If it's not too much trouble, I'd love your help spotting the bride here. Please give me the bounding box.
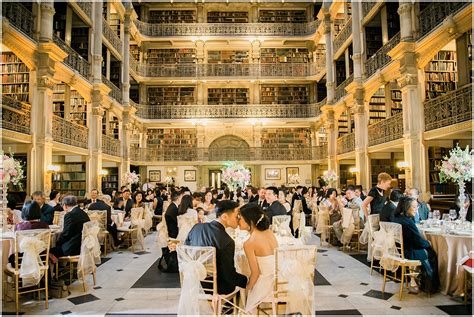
[238,203,278,313]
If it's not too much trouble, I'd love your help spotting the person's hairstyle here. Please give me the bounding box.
[101,194,112,203]
[7,198,17,210]
[394,196,416,217]
[389,189,404,203]
[409,187,420,196]
[215,200,239,218]
[296,186,303,190]
[171,191,181,202]
[133,191,143,202]
[355,185,363,192]
[21,200,42,221]
[192,192,202,200]
[211,189,218,196]
[120,186,127,191]
[202,191,212,202]
[346,185,356,192]
[122,189,131,194]
[279,188,288,197]
[325,188,337,198]
[31,191,45,198]
[266,186,279,196]
[223,189,231,199]
[91,189,99,194]
[377,172,392,183]
[49,190,60,201]
[251,187,258,195]
[240,203,270,231]
[178,194,193,215]
[62,195,77,207]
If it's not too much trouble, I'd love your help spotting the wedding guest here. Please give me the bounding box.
[177,195,198,241]
[6,198,17,225]
[321,188,343,226]
[32,191,55,225]
[145,189,155,203]
[122,189,134,217]
[333,185,363,245]
[392,196,440,294]
[133,191,145,209]
[211,189,219,204]
[257,187,268,210]
[200,191,215,214]
[380,189,403,222]
[89,194,120,246]
[355,185,366,201]
[361,172,392,219]
[265,187,287,220]
[407,188,430,223]
[192,192,203,209]
[50,195,90,259]
[185,200,247,295]
[278,189,292,213]
[48,191,63,212]
[153,188,164,216]
[247,187,259,203]
[291,186,311,215]
[83,189,102,206]
[159,191,182,273]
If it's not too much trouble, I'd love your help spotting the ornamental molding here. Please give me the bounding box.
[397,3,412,16]
[40,3,56,16]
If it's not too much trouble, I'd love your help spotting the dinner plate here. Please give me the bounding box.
[452,230,473,236]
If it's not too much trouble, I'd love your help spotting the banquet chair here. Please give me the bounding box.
[272,215,291,236]
[126,207,145,252]
[379,222,422,300]
[4,229,51,314]
[463,261,473,304]
[87,210,110,256]
[12,209,23,224]
[368,214,381,275]
[316,205,332,246]
[56,221,101,292]
[340,208,362,253]
[176,245,248,316]
[311,205,319,231]
[259,245,317,316]
[297,211,313,243]
[142,203,154,235]
[52,211,61,226]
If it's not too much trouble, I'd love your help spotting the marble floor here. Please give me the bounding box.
[1,232,472,316]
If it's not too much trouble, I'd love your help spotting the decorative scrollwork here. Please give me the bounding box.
[75,0,92,21]
[334,74,354,102]
[102,75,122,103]
[337,133,355,154]
[103,18,122,55]
[333,18,352,54]
[102,134,121,157]
[1,2,35,41]
[52,115,89,149]
[53,34,90,79]
[368,112,404,147]
[365,32,400,79]
[419,2,469,39]
[1,96,31,135]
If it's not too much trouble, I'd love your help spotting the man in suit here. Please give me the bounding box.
[265,186,287,220]
[291,186,311,215]
[50,195,90,258]
[83,189,102,206]
[185,200,247,295]
[257,187,269,210]
[158,191,183,273]
[32,191,55,225]
[247,187,259,203]
[89,194,120,246]
[380,189,403,222]
[121,189,134,217]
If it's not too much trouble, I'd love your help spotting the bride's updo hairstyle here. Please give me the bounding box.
[240,203,270,231]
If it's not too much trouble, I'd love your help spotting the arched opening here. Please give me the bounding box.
[208,135,251,161]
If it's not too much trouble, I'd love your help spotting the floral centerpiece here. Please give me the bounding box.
[288,174,301,185]
[164,176,174,186]
[122,171,140,187]
[221,161,251,191]
[439,144,473,221]
[322,170,338,186]
[1,153,25,190]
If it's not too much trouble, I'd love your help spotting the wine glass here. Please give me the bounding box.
[449,209,458,222]
[433,210,441,221]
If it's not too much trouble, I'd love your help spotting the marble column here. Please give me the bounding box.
[323,12,335,103]
[326,109,338,187]
[353,94,371,190]
[119,110,132,187]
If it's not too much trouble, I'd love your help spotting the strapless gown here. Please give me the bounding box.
[245,255,275,312]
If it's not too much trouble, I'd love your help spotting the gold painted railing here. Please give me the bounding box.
[132,62,323,79]
[362,1,378,19]
[103,18,122,55]
[1,2,35,41]
[424,84,472,132]
[102,75,122,103]
[334,74,354,102]
[419,2,470,39]
[1,96,31,135]
[74,0,92,21]
[133,101,323,119]
[53,34,90,79]
[365,32,400,78]
[102,134,121,157]
[134,20,320,37]
[333,18,352,54]
[130,146,324,162]
[337,133,355,154]
[312,144,328,161]
[368,112,403,147]
[52,115,88,149]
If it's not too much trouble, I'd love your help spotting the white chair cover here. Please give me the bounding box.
[360,214,380,261]
[292,200,303,232]
[272,215,292,236]
[131,207,145,250]
[155,210,169,249]
[16,230,50,287]
[143,203,154,232]
[78,221,101,280]
[176,245,214,316]
[277,245,317,315]
[177,212,197,242]
[372,222,402,272]
[86,210,108,244]
[12,209,23,224]
[297,212,312,244]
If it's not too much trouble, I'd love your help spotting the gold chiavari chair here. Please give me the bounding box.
[86,210,109,255]
[52,211,61,226]
[368,214,381,275]
[316,205,332,246]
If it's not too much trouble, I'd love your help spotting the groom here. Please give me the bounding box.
[185,200,247,295]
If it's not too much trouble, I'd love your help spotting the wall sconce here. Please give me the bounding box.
[47,165,60,173]
[396,161,410,170]
[349,167,359,173]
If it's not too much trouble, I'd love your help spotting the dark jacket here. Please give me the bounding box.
[266,201,288,220]
[392,214,430,262]
[56,206,90,256]
[249,195,259,203]
[185,221,247,295]
[257,198,269,210]
[119,198,134,217]
[417,200,430,221]
[380,201,397,222]
[88,200,112,226]
[154,196,164,215]
[84,198,103,206]
[165,202,179,239]
[40,204,55,225]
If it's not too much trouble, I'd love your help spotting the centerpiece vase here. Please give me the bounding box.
[458,180,467,222]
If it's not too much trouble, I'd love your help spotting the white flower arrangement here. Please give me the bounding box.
[1,153,25,189]
[221,161,251,191]
[439,144,473,185]
[322,170,338,185]
[164,176,174,186]
[122,171,140,186]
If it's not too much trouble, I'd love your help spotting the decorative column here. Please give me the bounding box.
[119,110,132,187]
[325,109,338,175]
[323,11,335,103]
[251,39,261,63]
[195,40,205,64]
[123,7,132,105]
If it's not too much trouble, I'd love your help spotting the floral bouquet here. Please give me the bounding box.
[1,153,25,189]
[322,170,338,185]
[122,171,140,186]
[164,176,174,186]
[221,161,251,191]
[288,174,301,185]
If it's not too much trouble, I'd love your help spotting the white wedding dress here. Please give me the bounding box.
[245,255,275,313]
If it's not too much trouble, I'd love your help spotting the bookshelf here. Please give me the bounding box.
[147,49,196,65]
[207,11,248,23]
[110,13,121,37]
[315,44,326,63]
[468,30,472,83]
[370,159,398,188]
[260,85,309,105]
[110,116,120,139]
[70,90,87,126]
[148,10,196,23]
[260,128,311,148]
[130,45,140,61]
[53,3,67,39]
[335,59,346,86]
[130,83,139,103]
[147,86,195,105]
[424,50,457,100]
[101,167,119,192]
[316,81,327,102]
[147,128,197,148]
[365,26,383,58]
[428,146,457,195]
[53,84,66,118]
[260,48,312,64]
[333,16,346,37]
[338,110,349,137]
[207,51,249,64]
[70,27,89,60]
[207,88,249,105]
[386,2,401,39]
[389,82,402,116]
[259,10,307,23]
[110,61,121,87]
[1,52,30,103]
[51,162,87,198]
[368,87,386,125]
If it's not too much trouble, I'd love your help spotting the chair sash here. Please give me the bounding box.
[372,223,401,272]
[12,209,23,225]
[272,215,291,236]
[78,221,101,280]
[18,236,46,287]
[143,207,153,233]
[155,210,169,249]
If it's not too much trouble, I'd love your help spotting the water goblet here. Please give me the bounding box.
[433,210,441,221]
[449,209,457,222]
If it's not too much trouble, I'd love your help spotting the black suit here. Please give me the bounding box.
[380,201,397,222]
[185,221,247,295]
[122,198,134,217]
[266,201,288,220]
[257,199,269,210]
[249,195,258,203]
[84,198,103,206]
[165,202,179,239]
[52,206,90,257]
[40,204,55,225]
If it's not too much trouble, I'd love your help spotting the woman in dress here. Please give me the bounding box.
[238,203,278,313]
[200,191,215,214]
[176,194,198,242]
[133,191,145,208]
[278,189,292,213]
[321,188,343,225]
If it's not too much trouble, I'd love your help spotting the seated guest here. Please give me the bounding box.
[32,191,55,225]
[121,189,134,217]
[199,191,215,214]
[185,200,247,295]
[89,195,120,246]
[176,195,198,241]
[278,189,292,213]
[153,188,164,216]
[257,187,269,210]
[291,186,311,215]
[48,191,63,212]
[265,186,287,220]
[159,191,183,273]
[321,188,343,226]
[83,189,102,206]
[392,196,440,294]
[333,185,363,244]
[133,191,145,209]
[355,185,366,201]
[407,188,430,223]
[192,192,203,209]
[380,189,403,222]
[6,197,18,225]
[50,195,90,259]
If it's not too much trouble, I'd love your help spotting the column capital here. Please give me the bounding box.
[37,76,55,90]
[91,106,105,117]
[397,73,418,89]
[397,3,413,16]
